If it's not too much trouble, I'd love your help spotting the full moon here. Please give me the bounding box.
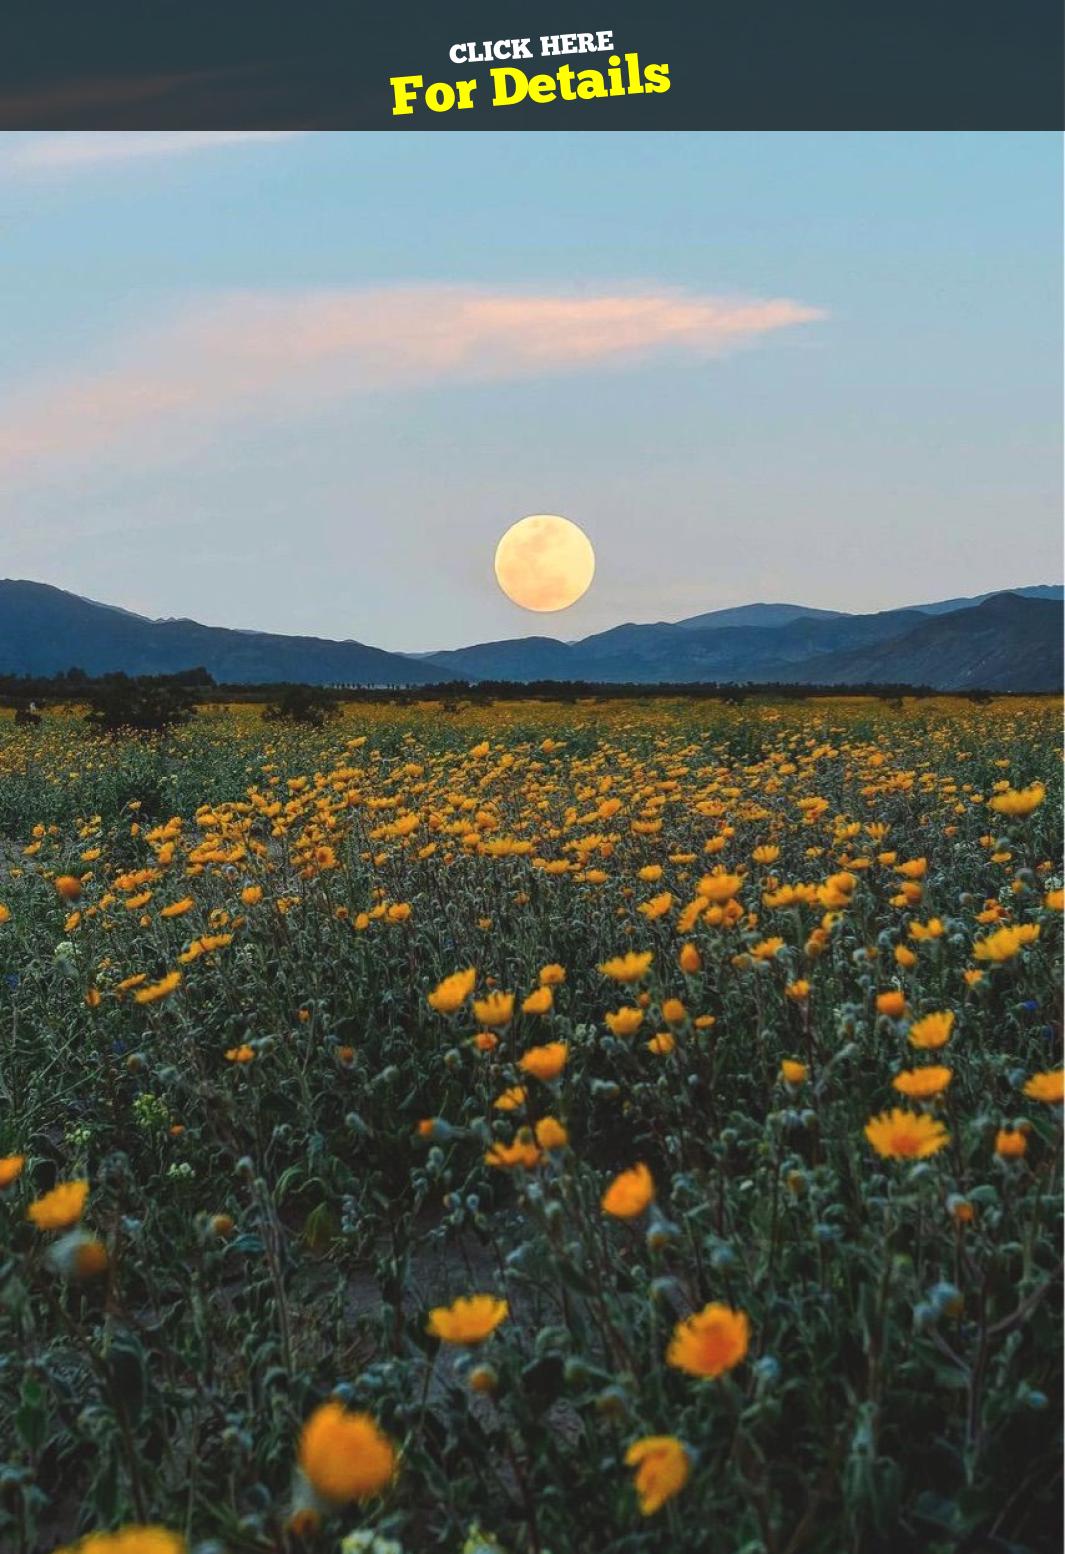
[494,514,596,612]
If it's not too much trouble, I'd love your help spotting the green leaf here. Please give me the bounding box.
[303,1201,338,1254]
[15,1375,48,1452]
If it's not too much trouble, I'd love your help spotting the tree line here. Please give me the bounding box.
[0,666,1019,733]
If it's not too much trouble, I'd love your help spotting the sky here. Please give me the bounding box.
[0,130,1061,652]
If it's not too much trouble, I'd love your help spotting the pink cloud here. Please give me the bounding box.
[0,285,825,478]
[6,131,301,171]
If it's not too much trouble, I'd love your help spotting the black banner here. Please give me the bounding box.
[2,0,1062,130]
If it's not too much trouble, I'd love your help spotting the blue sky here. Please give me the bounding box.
[0,131,1060,650]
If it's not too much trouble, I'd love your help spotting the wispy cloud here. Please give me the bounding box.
[5,130,301,172]
[0,66,294,131]
[0,284,825,479]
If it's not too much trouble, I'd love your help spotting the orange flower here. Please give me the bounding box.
[909,918,945,941]
[678,942,701,974]
[599,951,653,983]
[601,1162,654,1219]
[625,1435,691,1515]
[493,1085,526,1112]
[892,1066,952,1099]
[666,1303,749,1378]
[1023,1070,1064,1104]
[989,783,1045,816]
[908,1011,955,1050]
[534,1116,569,1150]
[973,923,1040,962]
[426,1294,508,1344]
[134,971,182,1005]
[473,991,515,1028]
[876,990,907,1019]
[521,986,553,1016]
[485,1132,541,1170]
[27,1179,89,1231]
[605,1007,643,1037]
[697,871,743,903]
[298,1401,396,1504]
[427,968,477,1015]
[54,875,82,901]
[0,1155,25,1189]
[52,1526,184,1554]
[518,1042,568,1082]
[995,1128,1028,1160]
[864,1109,949,1160]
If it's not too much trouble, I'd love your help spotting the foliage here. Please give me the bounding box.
[264,685,342,727]
[83,674,203,734]
[0,696,1060,1554]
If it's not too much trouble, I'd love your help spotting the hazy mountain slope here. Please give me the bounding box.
[0,580,454,686]
[573,610,924,680]
[771,594,1063,690]
[675,601,843,631]
[911,584,1063,615]
[415,635,579,681]
[428,609,927,684]
[2,579,1060,692]
[426,597,1060,688]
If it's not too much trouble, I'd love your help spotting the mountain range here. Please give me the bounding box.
[0,579,1061,693]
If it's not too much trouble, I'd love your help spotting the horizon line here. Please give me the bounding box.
[1,573,1061,658]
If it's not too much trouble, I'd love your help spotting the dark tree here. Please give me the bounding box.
[85,675,197,733]
[264,685,341,727]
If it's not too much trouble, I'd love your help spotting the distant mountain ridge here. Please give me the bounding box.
[909,584,1064,615]
[0,580,445,687]
[0,578,1061,692]
[421,589,1062,690]
[772,593,1063,692]
[675,602,844,631]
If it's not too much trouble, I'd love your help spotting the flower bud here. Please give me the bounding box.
[929,1281,963,1318]
[594,1385,629,1420]
[47,1229,108,1281]
[564,1357,592,1387]
[468,1363,498,1395]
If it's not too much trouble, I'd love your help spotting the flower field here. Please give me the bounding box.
[0,696,1061,1554]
